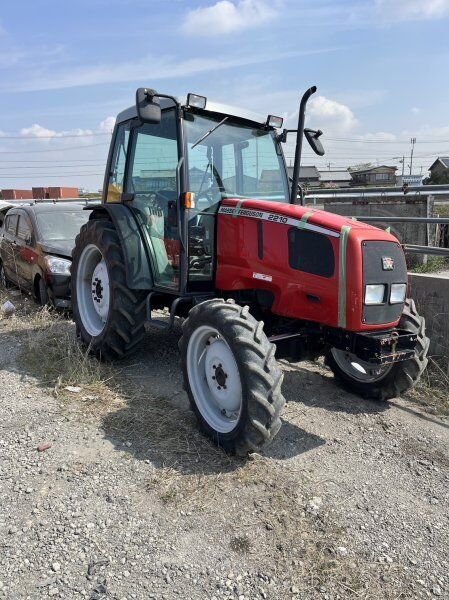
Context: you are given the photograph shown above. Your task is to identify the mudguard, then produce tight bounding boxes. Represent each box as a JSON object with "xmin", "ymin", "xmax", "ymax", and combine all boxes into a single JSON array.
[{"xmin": 89, "ymin": 204, "xmax": 153, "ymax": 290}]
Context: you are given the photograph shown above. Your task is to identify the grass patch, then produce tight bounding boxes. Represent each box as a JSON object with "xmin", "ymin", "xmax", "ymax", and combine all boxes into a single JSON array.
[
  {"xmin": 409, "ymin": 256, "xmax": 449, "ymax": 274},
  {"xmin": 407, "ymin": 357, "xmax": 449, "ymax": 418},
  {"xmin": 14, "ymin": 309, "xmax": 116, "ymax": 405}
]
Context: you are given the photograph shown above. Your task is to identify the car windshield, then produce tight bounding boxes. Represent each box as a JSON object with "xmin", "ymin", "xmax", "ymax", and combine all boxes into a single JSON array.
[
  {"xmin": 35, "ymin": 209, "xmax": 91, "ymax": 242},
  {"xmin": 184, "ymin": 113, "xmax": 289, "ymax": 208}
]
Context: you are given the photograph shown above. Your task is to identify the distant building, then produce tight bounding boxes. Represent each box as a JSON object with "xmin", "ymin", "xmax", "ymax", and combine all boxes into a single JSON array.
[
  {"xmin": 319, "ymin": 170, "xmax": 352, "ymax": 188},
  {"xmin": 287, "ymin": 165, "xmax": 320, "ymax": 187},
  {"xmin": 349, "ymin": 165, "xmax": 397, "ymax": 187},
  {"xmin": 32, "ymin": 187, "xmax": 79, "ymax": 200},
  {"xmin": 1, "ymin": 189, "xmax": 33, "ymax": 200},
  {"xmin": 428, "ymin": 157, "xmax": 449, "ymax": 179}
]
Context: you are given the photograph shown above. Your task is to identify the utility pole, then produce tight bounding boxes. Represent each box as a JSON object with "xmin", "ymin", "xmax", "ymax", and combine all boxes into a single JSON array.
[
  {"xmin": 410, "ymin": 137, "xmax": 416, "ymax": 175},
  {"xmin": 401, "ymin": 156, "xmax": 405, "ymax": 177}
]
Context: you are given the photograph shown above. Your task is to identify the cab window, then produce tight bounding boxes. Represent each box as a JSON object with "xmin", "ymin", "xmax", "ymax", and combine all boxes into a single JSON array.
[{"xmin": 106, "ymin": 122, "xmax": 130, "ymax": 203}]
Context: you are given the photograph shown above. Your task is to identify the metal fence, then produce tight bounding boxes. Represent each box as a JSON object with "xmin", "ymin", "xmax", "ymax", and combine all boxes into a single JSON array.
[{"xmin": 348, "ymin": 215, "xmax": 449, "ymax": 257}]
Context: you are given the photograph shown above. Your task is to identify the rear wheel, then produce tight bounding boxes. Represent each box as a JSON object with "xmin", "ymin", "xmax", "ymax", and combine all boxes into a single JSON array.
[
  {"xmin": 326, "ymin": 299, "xmax": 429, "ymax": 400},
  {"xmin": 71, "ymin": 219, "xmax": 147, "ymax": 360},
  {"xmin": 179, "ymin": 299, "xmax": 285, "ymax": 454}
]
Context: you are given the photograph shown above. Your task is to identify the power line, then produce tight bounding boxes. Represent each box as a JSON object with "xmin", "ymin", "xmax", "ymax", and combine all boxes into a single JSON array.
[
  {"xmin": 0, "ymin": 173, "xmax": 104, "ymax": 178},
  {"xmin": 0, "ymin": 132, "xmax": 112, "ymax": 140},
  {"xmin": 0, "ymin": 142, "xmax": 110, "ymax": 154}
]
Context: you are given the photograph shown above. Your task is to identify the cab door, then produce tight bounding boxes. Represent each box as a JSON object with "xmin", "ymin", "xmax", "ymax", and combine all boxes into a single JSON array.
[{"xmin": 123, "ymin": 109, "xmax": 181, "ymax": 291}]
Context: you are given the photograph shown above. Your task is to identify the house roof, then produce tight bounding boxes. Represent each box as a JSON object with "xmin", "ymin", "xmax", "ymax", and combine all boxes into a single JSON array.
[
  {"xmin": 287, "ymin": 165, "xmax": 320, "ymax": 180},
  {"xmin": 350, "ymin": 165, "xmax": 397, "ymax": 174},
  {"xmin": 429, "ymin": 157, "xmax": 449, "ymax": 171},
  {"xmin": 319, "ymin": 170, "xmax": 351, "ymax": 182}
]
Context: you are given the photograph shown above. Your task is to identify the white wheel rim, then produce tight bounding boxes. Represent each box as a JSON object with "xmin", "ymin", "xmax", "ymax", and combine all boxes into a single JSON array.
[
  {"xmin": 331, "ymin": 348, "xmax": 393, "ymax": 383},
  {"xmin": 187, "ymin": 325, "xmax": 242, "ymax": 434},
  {"xmin": 76, "ymin": 244, "xmax": 110, "ymax": 337}
]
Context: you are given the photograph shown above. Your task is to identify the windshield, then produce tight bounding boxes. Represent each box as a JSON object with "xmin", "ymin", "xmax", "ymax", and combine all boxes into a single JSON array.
[
  {"xmin": 36, "ymin": 210, "xmax": 91, "ymax": 242},
  {"xmin": 184, "ymin": 113, "xmax": 289, "ymax": 208}
]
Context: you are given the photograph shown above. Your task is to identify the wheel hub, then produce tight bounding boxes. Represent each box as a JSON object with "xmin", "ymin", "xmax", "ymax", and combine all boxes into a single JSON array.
[
  {"xmin": 90, "ymin": 261, "xmax": 110, "ymax": 321},
  {"xmin": 212, "ymin": 364, "xmax": 228, "ymax": 389}
]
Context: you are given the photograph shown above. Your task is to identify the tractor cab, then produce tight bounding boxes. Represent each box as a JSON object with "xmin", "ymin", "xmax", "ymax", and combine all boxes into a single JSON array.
[{"xmin": 104, "ymin": 91, "xmax": 289, "ymax": 296}]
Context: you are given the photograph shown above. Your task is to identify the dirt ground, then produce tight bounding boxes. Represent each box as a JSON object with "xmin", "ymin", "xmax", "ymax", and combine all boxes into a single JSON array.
[{"xmin": 0, "ymin": 293, "xmax": 448, "ymax": 600}]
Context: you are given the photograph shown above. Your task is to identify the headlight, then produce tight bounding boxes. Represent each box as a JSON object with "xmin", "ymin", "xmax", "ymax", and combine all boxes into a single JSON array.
[
  {"xmin": 44, "ymin": 256, "xmax": 71, "ymax": 276},
  {"xmin": 390, "ymin": 283, "xmax": 406, "ymax": 304},
  {"xmin": 364, "ymin": 284, "xmax": 385, "ymax": 305}
]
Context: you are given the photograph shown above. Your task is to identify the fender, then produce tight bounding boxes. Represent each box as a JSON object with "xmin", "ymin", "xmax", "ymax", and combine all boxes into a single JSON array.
[{"xmin": 89, "ymin": 204, "xmax": 153, "ymax": 290}]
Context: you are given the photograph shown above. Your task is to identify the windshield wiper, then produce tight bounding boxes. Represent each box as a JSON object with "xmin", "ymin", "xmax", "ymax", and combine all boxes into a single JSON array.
[{"xmin": 191, "ymin": 117, "xmax": 228, "ymax": 149}]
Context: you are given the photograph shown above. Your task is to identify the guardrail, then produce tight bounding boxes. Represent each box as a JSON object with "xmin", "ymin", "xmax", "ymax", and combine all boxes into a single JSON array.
[{"xmin": 349, "ymin": 215, "xmax": 449, "ymax": 257}]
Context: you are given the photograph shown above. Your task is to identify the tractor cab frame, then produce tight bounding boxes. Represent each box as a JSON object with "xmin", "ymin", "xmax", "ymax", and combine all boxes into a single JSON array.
[{"xmin": 100, "ymin": 92, "xmax": 291, "ymax": 308}]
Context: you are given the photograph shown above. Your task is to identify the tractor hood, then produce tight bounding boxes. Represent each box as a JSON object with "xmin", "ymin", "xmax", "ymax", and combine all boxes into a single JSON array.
[{"xmin": 218, "ymin": 197, "xmax": 396, "ymax": 242}]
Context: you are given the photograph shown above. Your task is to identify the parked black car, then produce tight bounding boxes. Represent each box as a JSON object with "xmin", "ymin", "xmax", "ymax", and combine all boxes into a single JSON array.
[{"xmin": 0, "ymin": 202, "xmax": 94, "ymax": 307}]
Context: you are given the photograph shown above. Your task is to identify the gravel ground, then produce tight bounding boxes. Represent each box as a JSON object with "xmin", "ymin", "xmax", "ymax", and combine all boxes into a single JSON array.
[{"xmin": 0, "ymin": 297, "xmax": 448, "ymax": 600}]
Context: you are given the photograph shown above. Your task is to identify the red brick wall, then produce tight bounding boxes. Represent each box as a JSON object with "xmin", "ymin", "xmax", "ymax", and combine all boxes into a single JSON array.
[{"xmin": 2, "ymin": 189, "xmax": 33, "ymax": 200}]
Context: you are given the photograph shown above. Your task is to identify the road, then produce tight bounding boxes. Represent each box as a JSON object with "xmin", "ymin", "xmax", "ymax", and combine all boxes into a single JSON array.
[{"xmin": 0, "ymin": 302, "xmax": 448, "ymax": 599}]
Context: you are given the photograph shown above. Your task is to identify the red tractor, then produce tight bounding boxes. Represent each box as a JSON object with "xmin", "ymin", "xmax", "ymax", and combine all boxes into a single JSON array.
[{"xmin": 71, "ymin": 86, "xmax": 429, "ymax": 454}]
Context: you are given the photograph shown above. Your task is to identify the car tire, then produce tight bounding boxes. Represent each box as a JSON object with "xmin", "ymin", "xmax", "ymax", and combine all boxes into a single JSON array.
[
  {"xmin": 0, "ymin": 261, "xmax": 11, "ymax": 289},
  {"xmin": 37, "ymin": 277, "xmax": 50, "ymax": 306}
]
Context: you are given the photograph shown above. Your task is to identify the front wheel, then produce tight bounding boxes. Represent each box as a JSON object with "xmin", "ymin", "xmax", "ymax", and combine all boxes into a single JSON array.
[
  {"xmin": 71, "ymin": 219, "xmax": 147, "ymax": 360},
  {"xmin": 179, "ymin": 299, "xmax": 285, "ymax": 454},
  {"xmin": 326, "ymin": 299, "xmax": 429, "ymax": 401},
  {"xmin": 0, "ymin": 262, "xmax": 11, "ymax": 289}
]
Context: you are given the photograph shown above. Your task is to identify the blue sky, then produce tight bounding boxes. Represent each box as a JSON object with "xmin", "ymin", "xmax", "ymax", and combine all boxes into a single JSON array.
[{"xmin": 1, "ymin": 0, "xmax": 449, "ymax": 190}]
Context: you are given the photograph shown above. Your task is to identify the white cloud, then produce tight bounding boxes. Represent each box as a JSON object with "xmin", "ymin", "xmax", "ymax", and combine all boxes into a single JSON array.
[
  {"xmin": 99, "ymin": 116, "xmax": 116, "ymax": 133},
  {"xmin": 375, "ymin": 0, "xmax": 449, "ymax": 20},
  {"xmin": 19, "ymin": 124, "xmax": 94, "ymax": 138},
  {"xmin": 1, "ymin": 47, "xmax": 338, "ymax": 92},
  {"xmin": 307, "ymin": 95, "xmax": 358, "ymax": 134},
  {"xmin": 182, "ymin": 0, "xmax": 278, "ymax": 36},
  {"xmin": 411, "ymin": 107, "xmax": 421, "ymax": 115}
]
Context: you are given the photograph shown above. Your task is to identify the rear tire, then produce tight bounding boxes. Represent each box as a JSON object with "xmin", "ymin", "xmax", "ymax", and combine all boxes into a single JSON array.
[
  {"xmin": 71, "ymin": 219, "xmax": 147, "ymax": 360},
  {"xmin": 179, "ymin": 299, "xmax": 285, "ymax": 454},
  {"xmin": 326, "ymin": 299, "xmax": 429, "ymax": 401}
]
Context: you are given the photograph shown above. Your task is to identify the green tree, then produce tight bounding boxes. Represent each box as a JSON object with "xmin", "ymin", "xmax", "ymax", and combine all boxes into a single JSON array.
[{"xmin": 424, "ymin": 170, "xmax": 449, "ymax": 185}]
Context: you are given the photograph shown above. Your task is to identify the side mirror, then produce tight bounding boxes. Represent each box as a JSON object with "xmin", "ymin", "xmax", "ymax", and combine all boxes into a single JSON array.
[
  {"xmin": 136, "ymin": 88, "xmax": 161, "ymax": 124},
  {"xmin": 304, "ymin": 128, "xmax": 325, "ymax": 156}
]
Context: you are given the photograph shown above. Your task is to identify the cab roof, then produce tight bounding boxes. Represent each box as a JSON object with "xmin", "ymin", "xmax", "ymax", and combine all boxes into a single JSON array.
[{"xmin": 116, "ymin": 96, "xmax": 267, "ymax": 128}]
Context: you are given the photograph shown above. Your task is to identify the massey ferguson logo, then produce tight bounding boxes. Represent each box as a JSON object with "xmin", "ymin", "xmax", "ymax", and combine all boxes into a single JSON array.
[{"xmin": 382, "ymin": 256, "xmax": 395, "ymax": 271}]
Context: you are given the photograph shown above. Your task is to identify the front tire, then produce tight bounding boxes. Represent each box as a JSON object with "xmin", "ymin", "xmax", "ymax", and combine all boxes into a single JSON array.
[
  {"xmin": 326, "ymin": 299, "xmax": 429, "ymax": 401},
  {"xmin": 0, "ymin": 261, "xmax": 11, "ymax": 289},
  {"xmin": 179, "ymin": 299, "xmax": 285, "ymax": 454},
  {"xmin": 71, "ymin": 219, "xmax": 147, "ymax": 360}
]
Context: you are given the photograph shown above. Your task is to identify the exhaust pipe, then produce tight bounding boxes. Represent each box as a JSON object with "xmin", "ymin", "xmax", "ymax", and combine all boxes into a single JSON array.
[{"xmin": 290, "ymin": 86, "xmax": 317, "ymax": 206}]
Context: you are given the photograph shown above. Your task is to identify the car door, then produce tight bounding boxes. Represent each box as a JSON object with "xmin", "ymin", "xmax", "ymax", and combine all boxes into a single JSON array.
[
  {"xmin": 1, "ymin": 212, "xmax": 20, "ymax": 285},
  {"xmin": 15, "ymin": 211, "xmax": 36, "ymax": 290}
]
